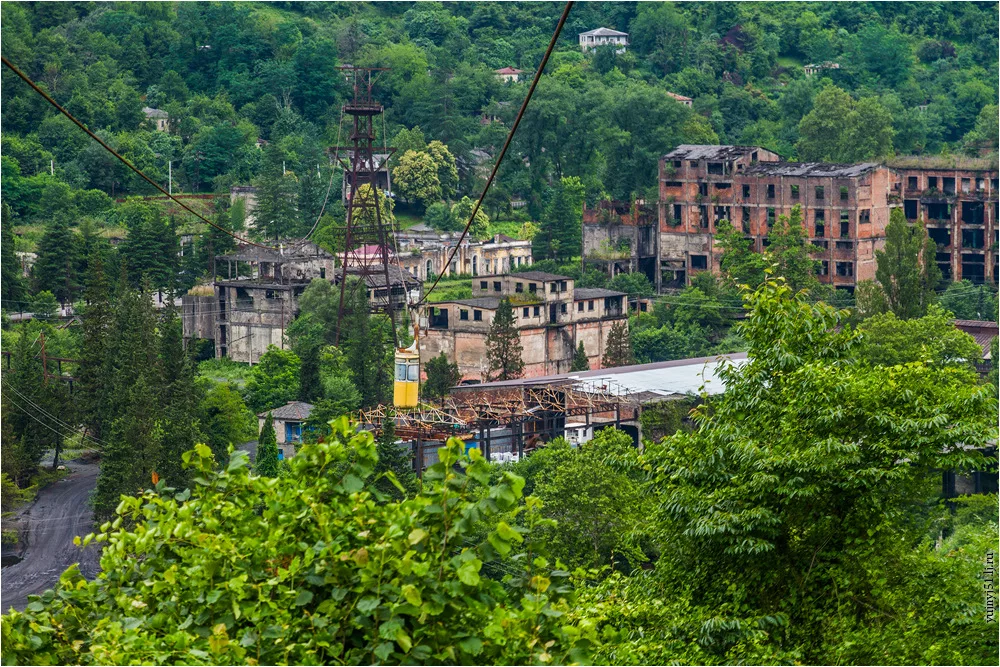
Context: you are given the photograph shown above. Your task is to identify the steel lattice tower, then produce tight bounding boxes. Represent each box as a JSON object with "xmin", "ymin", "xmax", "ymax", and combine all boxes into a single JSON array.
[{"xmin": 331, "ymin": 66, "xmax": 398, "ymax": 345}]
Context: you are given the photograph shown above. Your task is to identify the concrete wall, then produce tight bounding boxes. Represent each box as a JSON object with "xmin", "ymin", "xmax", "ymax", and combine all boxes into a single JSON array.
[
  {"xmin": 216, "ymin": 283, "xmax": 297, "ymax": 364},
  {"xmin": 181, "ymin": 295, "xmax": 216, "ymax": 342}
]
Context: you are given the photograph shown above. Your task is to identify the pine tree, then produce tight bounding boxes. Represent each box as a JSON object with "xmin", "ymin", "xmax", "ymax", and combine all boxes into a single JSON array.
[
  {"xmin": 422, "ymin": 352, "xmax": 461, "ymax": 404},
  {"xmin": 373, "ymin": 417, "xmax": 418, "ymax": 501},
  {"xmin": 570, "ymin": 341, "xmax": 590, "ymax": 372},
  {"xmin": 876, "ymin": 209, "xmax": 941, "ymax": 319},
  {"xmin": 485, "ymin": 298, "xmax": 524, "ymax": 382},
  {"xmin": 2, "ymin": 203, "xmax": 25, "ymax": 307},
  {"xmin": 255, "ymin": 413, "xmax": 279, "ymax": 477},
  {"xmin": 766, "ymin": 204, "xmax": 820, "ymax": 291},
  {"xmin": 533, "ymin": 181, "xmax": 577, "ymax": 262},
  {"xmin": 344, "ymin": 279, "xmax": 392, "ymax": 408},
  {"xmin": 157, "ymin": 299, "xmax": 202, "ymax": 487},
  {"xmin": 602, "ymin": 320, "xmax": 633, "ymax": 368},
  {"xmin": 3, "ymin": 332, "xmax": 59, "ymax": 485},
  {"xmin": 78, "ymin": 252, "xmax": 114, "ymax": 443},
  {"xmin": 33, "ymin": 216, "xmax": 79, "ymax": 304}
]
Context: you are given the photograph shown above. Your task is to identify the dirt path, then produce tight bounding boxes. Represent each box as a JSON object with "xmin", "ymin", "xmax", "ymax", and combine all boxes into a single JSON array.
[{"xmin": 1, "ymin": 461, "xmax": 102, "ymax": 612}]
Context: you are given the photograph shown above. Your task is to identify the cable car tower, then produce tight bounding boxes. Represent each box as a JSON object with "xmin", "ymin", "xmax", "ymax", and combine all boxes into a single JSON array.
[{"xmin": 331, "ymin": 66, "xmax": 398, "ymax": 345}]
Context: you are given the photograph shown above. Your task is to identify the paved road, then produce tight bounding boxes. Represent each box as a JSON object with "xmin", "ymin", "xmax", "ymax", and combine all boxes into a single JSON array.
[{"xmin": 1, "ymin": 461, "xmax": 102, "ymax": 612}]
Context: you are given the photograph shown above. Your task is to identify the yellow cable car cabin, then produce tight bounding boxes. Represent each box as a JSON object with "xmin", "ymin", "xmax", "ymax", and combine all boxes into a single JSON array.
[{"xmin": 393, "ymin": 338, "xmax": 420, "ymax": 408}]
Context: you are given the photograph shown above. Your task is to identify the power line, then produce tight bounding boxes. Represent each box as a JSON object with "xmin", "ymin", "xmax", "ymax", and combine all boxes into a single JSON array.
[
  {"xmin": 416, "ymin": 0, "xmax": 574, "ymax": 306},
  {"xmin": 0, "ymin": 55, "xmax": 276, "ymax": 251}
]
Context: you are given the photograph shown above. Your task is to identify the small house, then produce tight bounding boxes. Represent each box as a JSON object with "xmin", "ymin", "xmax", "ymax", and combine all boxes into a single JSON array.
[
  {"xmin": 258, "ymin": 401, "xmax": 314, "ymax": 460},
  {"xmin": 666, "ymin": 91, "xmax": 693, "ymax": 107},
  {"xmin": 578, "ymin": 27, "xmax": 629, "ymax": 53},
  {"xmin": 142, "ymin": 107, "xmax": 169, "ymax": 132},
  {"xmin": 494, "ymin": 67, "xmax": 524, "ymax": 83}
]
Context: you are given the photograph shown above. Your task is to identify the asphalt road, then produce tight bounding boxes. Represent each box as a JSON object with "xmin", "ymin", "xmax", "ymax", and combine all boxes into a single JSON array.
[{"xmin": 1, "ymin": 461, "xmax": 102, "ymax": 612}]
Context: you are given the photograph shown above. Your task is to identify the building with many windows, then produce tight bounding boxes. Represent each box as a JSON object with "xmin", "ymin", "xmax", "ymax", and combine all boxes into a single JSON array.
[
  {"xmin": 654, "ymin": 145, "xmax": 998, "ymax": 290},
  {"xmin": 420, "ymin": 272, "xmax": 627, "ymax": 380}
]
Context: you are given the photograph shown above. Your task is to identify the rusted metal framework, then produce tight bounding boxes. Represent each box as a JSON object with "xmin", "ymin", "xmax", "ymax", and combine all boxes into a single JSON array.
[
  {"xmin": 358, "ymin": 379, "xmax": 637, "ymax": 471},
  {"xmin": 331, "ymin": 66, "xmax": 398, "ymax": 345}
]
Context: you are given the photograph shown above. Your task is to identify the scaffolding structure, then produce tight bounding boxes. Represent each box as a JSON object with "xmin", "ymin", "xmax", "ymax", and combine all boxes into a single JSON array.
[
  {"xmin": 358, "ymin": 378, "xmax": 638, "ymax": 471},
  {"xmin": 331, "ymin": 66, "xmax": 398, "ymax": 345}
]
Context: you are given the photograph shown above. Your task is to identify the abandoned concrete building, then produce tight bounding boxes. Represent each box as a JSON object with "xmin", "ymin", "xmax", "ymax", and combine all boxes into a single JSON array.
[
  {"xmin": 395, "ymin": 231, "xmax": 534, "ymax": 281},
  {"xmin": 890, "ymin": 156, "xmax": 999, "ymax": 283},
  {"xmin": 181, "ymin": 240, "xmax": 335, "ymax": 364},
  {"xmin": 420, "ymin": 271, "xmax": 628, "ymax": 381},
  {"xmin": 583, "ymin": 200, "xmax": 658, "ymax": 284},
  {"xmin": 654, "ymin": 145, "xmax": 999, "ymax": 290}
]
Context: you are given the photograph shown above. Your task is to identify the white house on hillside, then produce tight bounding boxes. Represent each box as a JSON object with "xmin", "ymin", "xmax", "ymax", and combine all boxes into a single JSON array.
[{"xmin": 579, "ymin": 27, "xmax": 629, "ymax": 53}]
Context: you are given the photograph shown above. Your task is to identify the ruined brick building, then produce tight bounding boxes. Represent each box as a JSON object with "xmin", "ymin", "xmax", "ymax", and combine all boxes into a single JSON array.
[
  {"xmin": 653, "ymin": 145, "xmax": 998, "ymax": 290},
  {"xmin": 420, "ymin": 271, "xmax": 627, "ymax": 381}
]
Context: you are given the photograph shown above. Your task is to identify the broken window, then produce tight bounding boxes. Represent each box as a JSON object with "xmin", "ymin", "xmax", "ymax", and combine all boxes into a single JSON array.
[
  {"xmin": 673, "ymin": 203, "xmax": 682, "ymax": 221},
  {"xmin": 928, "ymin": 176, "xmax": 938, "ymax": 189},
  {"xmin": 908, "ymin": 176, "xmax": 918, "ymax": 190},
  {"xmin": 588, "ymin": 300, "xmax": 594, "ymax": 311},
  {"xmin": 690, "ymin": 161, "xmax": 699, "ymax": 168},
  {"xmin": 493, "ymin": 281, "xmax": 501, "ymax": 292},
  {"xmin": 528, "ymin": 283, "xmax": 537, "ymax": 293},
  {"xmin": 523, "ymin": 307, "xmax": 530, "ymax": 317},
  {"xmin": 962, "ymin": 201, "xmax": 985, "ymax": 224},
  {"xmin": 859, "ymin": 209, "xmax": 871, "ymax": 225},
  {"xmin": 962, "ymin": 229, "xmax": 985, "ymax": 249},
  {"xmin": 577, "ymin": 301, "xmax": 584, "ymax": 312},
  {"xmin": 812, "ymin": 240, "xmax": 829, "ymax": 249},
  {"xmin": 550, "ymin": 282, "xmax": 558, "ymax": 293},
  {"xmin": 835, "ymin": 241, "xmax": 853, "ymax": 250},
  {"xmin": 962, "ymin": 178, "xmax": 971, "ymax": 193},
  {"xmin": 480, "ymin": 280, "xmax": 488, "ymax": 290},
  {"xmin": 742, "ymin": 184, "xmax": 750, "ymax": 197},
  {"xmin": 841, "ymin": 221, "xmax": 850, "ymax": 238},
  {"xmin": 820, "ymin": 261, "xmax": 829, "ymax": 276},
  {"xmin": 767, "ymin": 183, "xmax": 775, "ymax": 199},
  {"xmin": 840, "ymin": 186, "xmax": 849, "ymax": 201},
  {"xmin": 815, "ymin": 186, "xmax": 825, "ymax": 200},
  {"xmin": 708, "ymin": 162, "xmax": 724, "ymax": 175},
  {"xmin": 976, "ymin": 178, "xmax": 985, "ymax": 191},
  {"xmin": 715, "ymin": 182, "xmax": 731, "ymax": 190},
  {"xmin": 700, "ymin": 206, "xmax": 709, "ymax": 228},
  {"xmin": 791, "ymin": 184, "xmax": 800, "ymax": 199},
  {"xmin": 460, "ymin": 309, "xmax": 469, "ymax": 320},
  {"xmin": 767, "ymin": 207, "xmax": 775, "ymax": 226},
  {"xmin": 835, "ymin": 262, "xmax": 854, "ymax": 277},
  {"xmin": 561, "ymin": 303, "xmax": 568, "ymax": 314},
  {"xmin": 904, "ymin": 200, "xmax": 918, "ymax": 219},
  {"xmin": 926, "ymin": 202, "xmax": 950, "ymax": 221},
  {"xmin": 928, "ymin": 228, "xmax": 951, "ymax": 248},
  {"xmin": 515, "ymin": 282, "xmax": 523, "ymax": 293},
  {"xmin": 690, "ymin": 255, "xmax": 708, "ymax": 270},
  {"xmin": 533, "ymin": 306, "xmax": 540, "ymax": 316},
  {"xmin": 665, "ymin": 181, "xmax": 682, "ymax": 187},
  {"xmin": 673, "ymin": 160, "xmax": 682, "ymax": 169},
  {"xmin": 560, "ymin": 281, "xmax": 568, "ymax": 292},
  {"xmin": 816, "ymin": 222, "xmax": 825, "ymax": 238},
  {"xmin": 699, "ymin": 183, "xmax": 709, "ymax": 196},
  {"xmin": 943, "ymin": 177, "xmax": 955, "ymax": 195},
  {"xmin": 474, "ymin": 310, "xmax": 483, "ymax": 321},
  {"xmin": 742, "ymin": 207, "xmax": 751, "ymax": 234}
]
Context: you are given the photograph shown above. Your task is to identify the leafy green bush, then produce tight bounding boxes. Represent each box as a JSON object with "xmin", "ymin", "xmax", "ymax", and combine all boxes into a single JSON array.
[{"xmin": 0, "ymin": 419, "xmax": 598, "ymax": 665}]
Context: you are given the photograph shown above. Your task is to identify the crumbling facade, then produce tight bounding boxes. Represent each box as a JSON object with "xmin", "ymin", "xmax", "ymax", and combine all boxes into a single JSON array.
[
  {"xmin": 891, "ymin": 156, "xmax": 998, "ymax": 283},
  {"xmin": 654, "ymin": 145, "xmax": 997, "ymax": 290},
  {"xmin": 420, "ymin": 271, "xmax": 627, "ymax": 380},
  {"xmin": 395, "ymin": 231, "xmax": 534, "ymax": 281},
  {"xmin": 582, "ymin": 200, "xmax": 657, "ymax": 283}
]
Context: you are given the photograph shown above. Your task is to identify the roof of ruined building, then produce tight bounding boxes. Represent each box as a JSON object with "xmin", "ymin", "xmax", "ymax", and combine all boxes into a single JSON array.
[
  {"xmin": 742, "ymin": 161, "xmax": 880, "ymax": 178},
  {"xmin": 573, "ymin": 288, "xmax": 626, "ymax": 300},
  {"xmin": 217, "ymin": 240, "xmax": 334, "ymax": 262},
  {"xmin": 663, "ymin": 145, "xmax": 768, "ymax": 161},
  {"xmin": 143, "ymin": 106, "xmax": 168, "ymax": 118},
  {"xmin": 887, "ymin": 155, "xmax": 999, "ymax": 171},
  {"xmin": 666, "ymin": 91, "xmax": 692, "ymax": 101},
  {"xmin": 495, "ymin": 67, "xmax": 523, "ymax": 75},
  {"xmin": 452, "ymin": 353, "xmax": 749, "ymax": 396},
  {"xmin": 508, "ymin": 271, "xmax": 571, "ymax": 282},
  {"xmin": 259, "ymin": 401, "xmax": 314, "ymax": 421},
  {"xmin": 450, "ymin": 297, "xmax": 502, "ymax": 310},
  {"xmin": 580, "ymin": 27, "xmax": 629, "ymax": 37},
  {"xmin": 342, "ymin": 264, "xmax": 422, "ymax": 288}
]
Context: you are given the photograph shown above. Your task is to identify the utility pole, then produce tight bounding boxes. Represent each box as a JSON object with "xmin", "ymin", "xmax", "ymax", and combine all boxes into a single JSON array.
[
  {"xmin": 168, "ymin": 161, "xmax": 172, "ymax": 195},
  {"xmin": 50, "ymin": 159, "xmax": 54, "ymax": 176}
]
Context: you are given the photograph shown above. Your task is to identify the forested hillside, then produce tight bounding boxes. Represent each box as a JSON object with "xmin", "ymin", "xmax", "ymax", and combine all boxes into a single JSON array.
[{"xmin": 3, "ymin": 1, "xmax": 997, "ymax": 231}]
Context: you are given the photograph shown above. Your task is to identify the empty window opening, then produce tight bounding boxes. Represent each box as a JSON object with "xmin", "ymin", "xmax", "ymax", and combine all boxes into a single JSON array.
[
  {"xmin": 815, "ymin": 223, "xmax": 825, "ymax": 238},
  {"xmin": 708, "ymin": 162, "xmax": 724, "ymax": 175},
  {"xmin": 523, "ymin": 307, "xmax": 530, "ymax": 317},
  {"xmin": 460, "ymin": 309, "xmax": 469, "ymax": 320},
  {"xmin": 742, "ymin": 184, "xmax": 751, "ymax": 197},
  {"xmin": 904, "ymin": 200, "xmax": 918, "ymax": 219},
  {"xmin": 791, "ymin": 184, "xmax": 800, "ymax": 199},
  {"xmin": 962, "ymin": 229, "xmax": 985, "ymax": 249},
  {"xmin": 962, "ymin": 201, "xmax": 985, "ymax": 224},
  {"xmin": 577, "ymin": 301, "xmax": 584, "ymax": 312},
  {"xmin": 819, "ymin": 261, "xmax": 829, "ymax": 276},
  {"xmin": 908, "ymin": 176, "xmax": 918, "ymax": 189},
  {"xmin": 690, "ymin": 161, "xmax": 699, "ymax": 168},
  {"xmin": 699, "ymin": 183, "xmax": 709, "ymax": 196},
  {"xmin": 926, "ymin": 202, "xmax": 950, "ymax": 221},
  {"xmin": 515, "ymin": 282, "xmax": 523, "ymax": 293},
  {"xmin": 715, "ymin": 182, "xmax": 731, "ymax": 190},
  {"xmin": 767, "ymin": 184, "xmax": 775, "ymax": 199},
  {"xmin": 480, "ymin": 280, "xmax": 488, "ymax": 290},
  {"xmin": 665, "ymin": 181, "xmax": 682, "ymax": 187},
  {"xmin": 493, "ymin": 281, "xmax": 501, "ymax": 292},
  {"xmin": 473, "ymin": 310, "xmax": 483, "ymax": 321},
  {"xmin": 700, "ymin": 206, "xmax": 709, "ymax": 229},
  {"xmin": 943, "ymin": 177, "xmax": 955, "ymax": 195},
  {"xmin": 528, "ymin": 283, "xmax": 537, "ymax": 293},
  {"xmin": 840, "ymin": 186, "xmax": 849, "ymax": 201},
  {"xmin": 835, "ymin": 262, "xmax": 854, "ymax": 277},
  {"xmin": 835, "ymin": 241, "xmax": 853, "ymax": 250},
  {"xmin": 673, "ymin": 203, "xmax": 682, "ymax": 221},
  {"xmin": 588, "ymin": 300, "xmax": 594, "ymax": 311},
  {"xmin": 859, "ymin": 209, "xmax": 871, "ymax": 225},
  {"xmin": 533, "ymin": 306, "xmax": 540, "ymax": 316},
  {"xmin": 815, "ymin": 186, "xmax": 825, "ymax": 200},
  {"xmin": 690, "ymin": 255, "xmax": 708, "ymax": 270},
  {"xmin": 962, "ymin": 178, "xmax": 971, "ymax": 193},
  {"xmin": 673, "ymin": 160, "xmax": 682, "ymax": 168},
  {"xmin": 928, "ymin": 228, "xmax": 951, "ymax": 248},
  {"xmin": 928, "ymin": 176, "xmax": 938, "ymax": 189},
  {"xmin": 767, "ymin": 207, "xmax": 776, "ymax": 225}
]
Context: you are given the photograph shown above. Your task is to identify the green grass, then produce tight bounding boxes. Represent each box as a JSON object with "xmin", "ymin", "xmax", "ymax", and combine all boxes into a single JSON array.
[
  {"xmin": 425, "ymin": 279, "xmax": 473, "ymax": 303},
  {"xmin": 198, "ymin": 358, "xmax": 252, "ymax": 387},
  {"xmin": 777, "ymin": 56, "xmax": 803, "ymax": 68},
  {"xmin": 394, "ymin": 212, "xmax": 424, "ymax": 229}
]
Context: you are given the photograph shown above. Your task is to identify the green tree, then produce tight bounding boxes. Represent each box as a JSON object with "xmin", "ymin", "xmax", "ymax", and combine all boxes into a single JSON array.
[
  {"xmin": 450, "ymin": 196, "xmax": 490, "ymax": 240},
  {"xmin": 533, "ymin": 179, "xmax": 582, "ymax": 262},
  {"xmin": 392, "ymin": 150, "xmax": 442, "ymax": 209},
  {"xmin": 939, "ymin": 280, "xmax": 999, "ymax": 321},
  {"xmin": 30, "ymin": 291, "xmax": 59, "ymax": 320},
  {"xmin": 388, "ymin": 126, "xmax": 427, "ymax": 170},
  {"xmin": 2, "ymin": 423, "xmax": 593, "ymax": 665},
  {"xmin": 200, "ymin": 382, "xmax": 255, "ymax": 462},
  {"xmin": 422, "ymin": 351, "xmax": 461, "ymax": 404},
  {"xmin": 2, "ymin": 332, "xmax": 59, "ymax": 485},
  {"xmin": 343, "ymin": 280, "xmax": 391, "ymax": 408},
  {"xmin": 244, "ymin": 346, "xmax": 301, "ymax": 413},
  {"xmin": 602, "ymin": 319, "xmax": 632, "ymax": 368},
  {"xmin": 254, "ymin": 412, "xmax": 279, "ymax": 477},
  {"xmin": 373, "ymin": 417, "xmax": 418, "ymax": 501},
  {"xmin": 484, "ymin": 298, "xmax": 524, "ymax": 382},
  {"xmin": 1, "ymin": 204, "xmax": 25, "ymax": 307},
  {"xmin": 570, "ymin": 341, "xmax": 590, "ymax": 372},
  {"xmin": 77, "ymin": 252, "xmax": 114, "ymax": 442},
  {"xmin": 875, "ymin": 209, "xmax": 940, "ymax": 319},
  {"xmin": 425, "ymin": 140, "xmax": 458, "ymax": 199},
  {"xmin": 156, "ymin": 301, "xmax": 202, "ymax": 487},
  {"xmin": 33, "ymin": 217, "xmax": 79, "ymax": 304},
  {"xmin": 796, "ymin": 86, "xmax": 894, "ymax": 162},
  {"xmin": 716, "ymin": 219, "xmax": 769, "ymax": 289},
  {"xmin": 855, "ymin": 304, "xmax": 985, "ymax": 369},
  {"xmin": 767, "ymin": 204, "xmax": 820, "ymax": 291}
]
